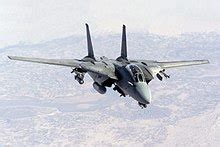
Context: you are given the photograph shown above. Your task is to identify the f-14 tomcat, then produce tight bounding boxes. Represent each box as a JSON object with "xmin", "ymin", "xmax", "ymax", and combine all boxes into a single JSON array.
[{"xmin": 8, "ymin": 24, "xmax": 209, "ymax": 108}]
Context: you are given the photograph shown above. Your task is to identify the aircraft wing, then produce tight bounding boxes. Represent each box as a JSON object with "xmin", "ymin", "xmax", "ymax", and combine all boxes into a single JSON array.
[
  {"xmin": 8, "ymin": 56, "xmax": 82, "ymax": 68},
  {"xmin": 8, "ymin": 56, "xmax": 118, "ymax": 80},
  {"xmin": 80, "ymin": 62, "xmax": 117, "ymax": 79},
  {"xmin": 139, "ymin": 59, "xmax": 209, "ymax": 78},
  {"xmin": 157, "ymin": 60, "xmax": 210, "ymax": 69}
]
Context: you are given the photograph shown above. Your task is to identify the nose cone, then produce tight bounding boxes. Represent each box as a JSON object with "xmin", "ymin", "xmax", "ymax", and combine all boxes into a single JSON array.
[{"xmin": 134, "ymin": 83, "xmax": 151, "ymax": 104}]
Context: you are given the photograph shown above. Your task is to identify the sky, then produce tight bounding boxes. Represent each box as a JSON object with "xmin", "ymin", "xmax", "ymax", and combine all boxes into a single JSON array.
[{"xmin": 0, "ymin": 0, "xmax": 220, "ymax": 47}]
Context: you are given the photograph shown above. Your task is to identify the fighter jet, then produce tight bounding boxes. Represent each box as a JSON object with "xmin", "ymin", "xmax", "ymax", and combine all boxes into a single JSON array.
[{"xmin": 8, "ymin": 24, "xmax": 209, "ymax": 108}]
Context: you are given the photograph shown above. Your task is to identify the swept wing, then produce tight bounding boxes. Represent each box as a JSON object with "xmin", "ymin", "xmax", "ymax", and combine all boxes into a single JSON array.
[
  {"xmin": 157, "ymin": 60, "xmax": 209, "ymax": 68},
  {"xmin": 8, "ymin": 56, "xmax": 117, "ymax": 80}
]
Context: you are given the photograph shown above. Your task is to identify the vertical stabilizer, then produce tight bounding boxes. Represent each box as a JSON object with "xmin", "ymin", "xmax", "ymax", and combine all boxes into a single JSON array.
[
  {"xmin": 121, "ymin": 25, "xmax": 127, "ymax": 59},
  {"xmin": 117, "ymin": 25, "xmax": 128, "ymax": 61},
  {"xmin": 85, "ymin": 23, "xmax": 95, "ymax": 60}
]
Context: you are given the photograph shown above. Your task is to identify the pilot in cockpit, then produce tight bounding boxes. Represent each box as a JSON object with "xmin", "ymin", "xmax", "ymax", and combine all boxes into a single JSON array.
[{"xmin": 128, "ymin": 65, "xmax": 145, "ymax": 82}]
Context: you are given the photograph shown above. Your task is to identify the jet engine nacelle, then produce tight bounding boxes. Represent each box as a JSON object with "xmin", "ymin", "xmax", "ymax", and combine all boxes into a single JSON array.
[{"xmin": 93, "ymin": 82, "xmax": 107, "ymax": 94}]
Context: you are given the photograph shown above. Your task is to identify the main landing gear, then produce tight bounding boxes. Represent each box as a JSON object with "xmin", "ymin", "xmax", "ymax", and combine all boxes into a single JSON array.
[
  {"xmin": 156, "ymin": 69, "xmax": 170, "ymax": 81},
  {"xmin": 75, "ymin": 74, "xmax": 84, "ymax": 84},
  {"xmin": 138, "ymin": 102, "xmax": 147, "ymax": 109},
  {"xmin": 71, "ymin": 68, "xmax": 85, "ymax": 84},
  {"xmin": 160, "ymin": 69, "xmax": 170, "ymax": 78}
]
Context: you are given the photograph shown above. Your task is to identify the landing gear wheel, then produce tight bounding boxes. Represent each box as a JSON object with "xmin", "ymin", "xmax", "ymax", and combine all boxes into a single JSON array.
[
  {"xmin": 75, "ymin": 75, "xmax": 84, "ymax": 84},
  {"xmin": 79, "ymin": 79, "xmax": 84, "ymax": 84}
]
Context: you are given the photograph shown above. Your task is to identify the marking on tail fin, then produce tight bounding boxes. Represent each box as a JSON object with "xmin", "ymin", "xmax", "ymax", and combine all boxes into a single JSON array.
[{"xmin": 85, "ymin": 23, "xmax": 95, "ymax": 60}]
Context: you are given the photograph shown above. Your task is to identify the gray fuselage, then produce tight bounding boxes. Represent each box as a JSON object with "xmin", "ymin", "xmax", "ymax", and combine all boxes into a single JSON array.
[{"xmin": 88, "ymin": 57, "xmax": 152, "ymax": 104}]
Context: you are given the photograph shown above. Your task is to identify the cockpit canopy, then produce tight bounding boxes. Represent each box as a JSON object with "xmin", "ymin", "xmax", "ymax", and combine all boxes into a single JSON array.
[{"xmin": 126, "ymin": 64, "xmax": 145, "ymax": 82}]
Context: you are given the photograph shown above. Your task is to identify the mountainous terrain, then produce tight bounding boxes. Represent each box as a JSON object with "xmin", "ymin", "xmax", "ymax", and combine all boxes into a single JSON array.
[{"xmin": 0, "ymin": 32, "xmax": 219, "ymax": 146}]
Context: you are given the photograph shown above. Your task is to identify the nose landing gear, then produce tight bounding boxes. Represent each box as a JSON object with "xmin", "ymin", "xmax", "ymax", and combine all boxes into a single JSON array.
[{"xmin": 138, "ymin": 102, "xmax": 147, "ymax": 109}]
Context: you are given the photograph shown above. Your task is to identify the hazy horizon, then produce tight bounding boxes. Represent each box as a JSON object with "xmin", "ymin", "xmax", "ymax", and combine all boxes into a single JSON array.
[{"xmin": 0, "ymin": 0, "xmax": 219, "ymax": 47}]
